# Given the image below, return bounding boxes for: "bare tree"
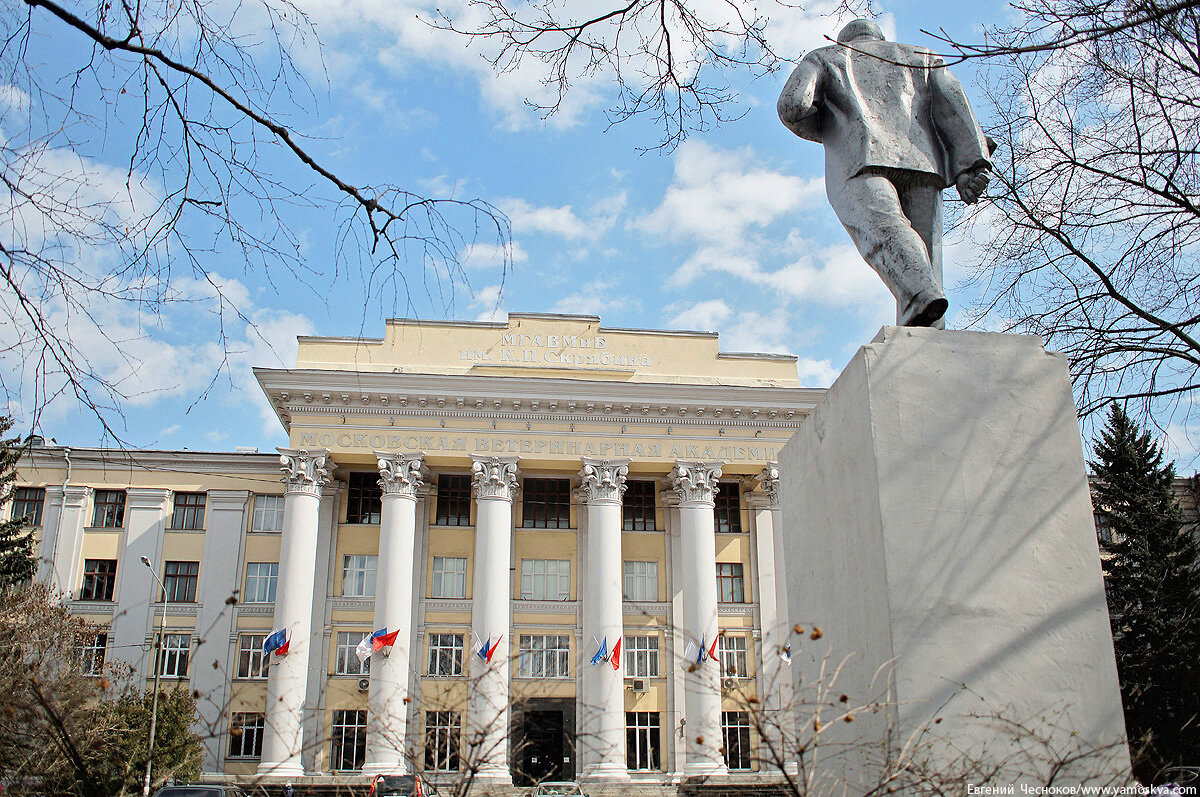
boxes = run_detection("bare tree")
[1,0,509,440]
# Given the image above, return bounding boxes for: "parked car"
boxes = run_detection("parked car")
[151,787,249,797]
[368,774,440,797]
[523,783,589,797]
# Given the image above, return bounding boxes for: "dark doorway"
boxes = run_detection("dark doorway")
[512,698,576,785]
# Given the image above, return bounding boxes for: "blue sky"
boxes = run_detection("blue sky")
[6,0,1195,466]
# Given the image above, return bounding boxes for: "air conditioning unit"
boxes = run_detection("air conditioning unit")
[721,677,738,691]
[357,678,370,692]
[628,679,648,693]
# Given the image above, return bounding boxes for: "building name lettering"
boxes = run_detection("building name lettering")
[297,431,775,462]
[459,333,653,368]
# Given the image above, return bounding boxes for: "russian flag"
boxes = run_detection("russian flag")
[371,628,400,651]
[707,636,719,664]
[610,638,622,672]
[590,637,608,666]
[697,636,707,664]
[263,628,289,657]
[485,635,503,663]
[477,636,491,662]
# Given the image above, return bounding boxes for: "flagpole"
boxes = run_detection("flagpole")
[140,555,168,797]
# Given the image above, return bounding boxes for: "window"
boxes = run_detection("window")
[717,562,745,603]
[335,631,371,675]
[718,635,748,678]
[10,487,45,526]
[91,490,126,528]
[521,478,570,528]
[431,556,467,599]
[342,555,377,597]
[626,712,661,771]
[243,562,278,603]
[171,492,206,530]
[79,559,117,601]
[346,472,381,524]
[424,711,461,771]
[517,634,570,678]
[251,494,285,533]
[722,711,752,770]
[623,560,658,601]
[622,480,656,530]
[715,484,742,532]
[435,475,471,526]
[330,710,368,770]
[75,632,107,676]
[237,634,268,679]
[427,633,464,677]
[163,561,199,603]
[157,633,191,677]
[625,636,660,678]
[228,712,265,759]
[520,559,570,600]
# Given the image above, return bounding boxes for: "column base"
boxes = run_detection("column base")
[361,761,408,777]
[255,761,305,778]
[472,763,513,785]
[682,761,729,778]
[582,762,632,781]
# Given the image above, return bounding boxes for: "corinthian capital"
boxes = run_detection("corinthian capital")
[669,461,724,506]
[278,448,331,496]
[757,463,781,507]
[376,452,428,498]
[471,455,520,501]
[579,458,629,505]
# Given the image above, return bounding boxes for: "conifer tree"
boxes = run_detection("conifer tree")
[0,417,36,590]
[1091,404,1200,781]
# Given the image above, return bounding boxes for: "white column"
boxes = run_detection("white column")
[259,448,330,778]
[468,455,518,784]
[579,458,631,781]
[44,485,89,596]
[363,452,427,776]
[110,488,171,682]
[670,461,728,779]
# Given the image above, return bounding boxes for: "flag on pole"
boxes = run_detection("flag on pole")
[779,643,792,666]
[610,638,622,671]
[683,640,698,663]
[590,637,608,666]
[477,636,492,662]
[371,628,400,651]
[697,637,707,664]
[263,628,289,657]
[355,635,372,664]
[485,635,503,663]
[707,636,719,664]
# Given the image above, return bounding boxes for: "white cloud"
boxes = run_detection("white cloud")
[159,424,181,437]
[796,357,839,388]
[469,284,506,322]
[501,199,591,240]
[550,279,635,316]
[460,240,527,269]
[667,299,732,331]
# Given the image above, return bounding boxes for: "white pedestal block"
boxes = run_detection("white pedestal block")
[779,327,1129,790]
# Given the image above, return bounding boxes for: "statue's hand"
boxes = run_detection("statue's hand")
[956,167,990,205]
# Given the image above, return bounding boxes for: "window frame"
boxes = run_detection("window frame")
[90,489,126,528]
[434,474,472,526]
[622,480,657,531]
[715,483,743,533]
[334,630,371,675]
[520,559,571,601]
[718,635,749,678]
[424,710,461,772]
[156,632,191,678]
[341,554,377,598]
[243,562,279,603]
[431,556,468,599]
[346,472,382,525]
[427,633,465,677]
[237,633,269,680]
[251,494,285,533]
[170,492,207,531]
[521,477,571,529]
[517,634,571,678]
[624,635,660,678]
[626,711,662,771]
[623,560,659,602]
[75,631,108,676]
[716,562,745,603]
[330,709,368,771]
[722,710,753,770]
[79,558,118,602]
[163,560,200,603]
[227,712,265,759]
[10,487,45,526]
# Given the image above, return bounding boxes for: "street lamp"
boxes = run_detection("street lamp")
[140,555,168,797]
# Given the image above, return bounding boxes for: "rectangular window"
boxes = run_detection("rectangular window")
[330,710,368,771]
[171,492,206,530]
[427,633,465,677]
[431,556,467,599]
[622,480,657,530]
[163,561,199,603]
[435,475,471,526]
[521,478,570,528]
[346,472,381,524]
[10,487,45,526]
[715,484,742,532]
[157,632,191,678]
[623,560,659,602]
[91,489,126,528]
[722,711,752,770]
[626,712,662,771]
[79,559,117,601]
[624,635,660,678]
[243,562,279,603]
[520,559,571,601]
[75,632,107,676]
[718,635,748,678]
[228,712,265,759]
[335,631,371,675]
[251,494,285,533]
[342,555,377,597]
[424,711,461,772]
[237,634,268,679]
[517,634,570,678]
[717,562,745,603]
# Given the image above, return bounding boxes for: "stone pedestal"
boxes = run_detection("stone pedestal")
[779,327,1129,790]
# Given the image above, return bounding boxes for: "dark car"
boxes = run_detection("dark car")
[151,787,248,797]
[369,774,439,797]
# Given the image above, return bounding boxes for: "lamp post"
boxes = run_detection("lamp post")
[140,555,168,797]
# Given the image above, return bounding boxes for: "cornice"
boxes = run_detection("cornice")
[513,599,579,615]
[22,447,282,474]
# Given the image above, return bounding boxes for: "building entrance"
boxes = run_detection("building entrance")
[512,698,575,785]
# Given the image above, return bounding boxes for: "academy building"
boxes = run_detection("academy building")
[11,313,826,789]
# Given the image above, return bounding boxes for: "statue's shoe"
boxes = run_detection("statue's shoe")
[900,290,948,327]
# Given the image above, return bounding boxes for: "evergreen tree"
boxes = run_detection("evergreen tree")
[0,416,35,589]
[1092,404,1200,781]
